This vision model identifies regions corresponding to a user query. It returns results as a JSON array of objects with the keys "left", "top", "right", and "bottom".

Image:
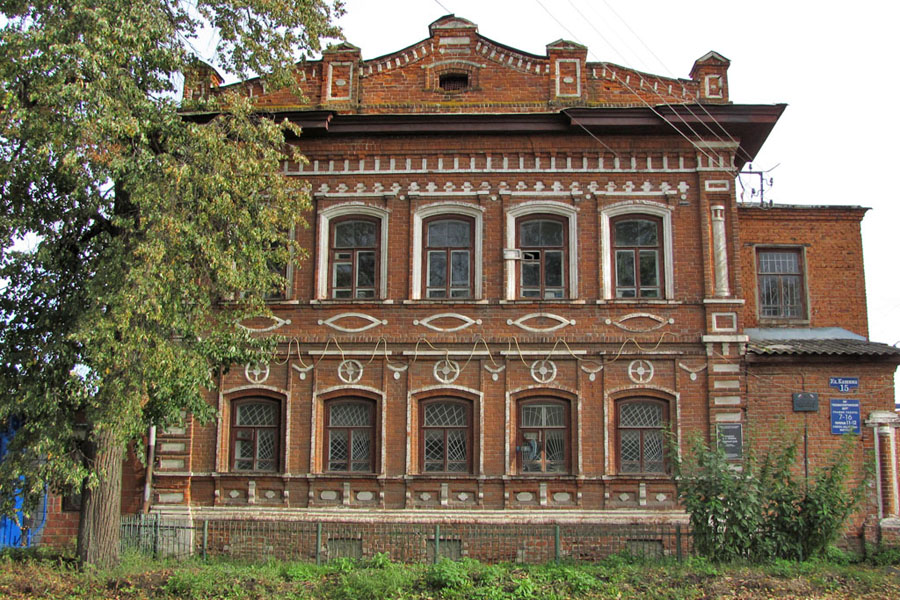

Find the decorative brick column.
[{"left": 867, "top": 411, "right": 900, "bottom": 519}]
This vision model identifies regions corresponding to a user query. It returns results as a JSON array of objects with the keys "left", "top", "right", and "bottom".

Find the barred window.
[
  {"left": 231, "top": 399, "right": 279, "bottom": 472},
  {"left": 617, "top": 399, "right": 667, "bottom": 474},
  {"left": 518, "top": 400, "right": 568, "bottom": 473},
  {"left": 326, "top": 400, "right": 374, "bottom": 472},
  {"left": 421, "top": 400, "right": 470, "bottom": 473},
  {"left": 757, "top": 248, "right": 805, "bottom": 319}
]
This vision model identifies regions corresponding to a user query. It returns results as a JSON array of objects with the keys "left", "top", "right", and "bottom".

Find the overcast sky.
[{"left": 331, "top": 1, "right": 900, "bottom": 404}]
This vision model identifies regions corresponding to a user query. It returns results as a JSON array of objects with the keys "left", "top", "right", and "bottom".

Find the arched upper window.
[
  {"left": 423, "top": 217, "right": 474, "bottom": 299},
  {"left": 231, "top": 399, "right": 280, "bottom": 472},
  {"left": 330, "top": 217, "right": 379, "bottom": 299},
  {"left": 612, "top": 215, "right": 663, "bottom": 299},
  {"left": 420, "top": 400, "right": 471, "bottom": 473},
  {"left": 518, "top": 400, "right": 568, "bottom": 473},
  {"left": 518, "top": 216, "right": 567, "bottom": 299},
  {"left": 616, "top": 398, "right": 668, "bottom": 474},
  {"left": 325, "top": 399, "right": 375, "bottom": 472}
]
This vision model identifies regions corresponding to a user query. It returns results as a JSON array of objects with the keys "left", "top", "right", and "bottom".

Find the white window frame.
[
  {"left": 316, "top": 203, "right": 390, "bottom": 300},
  {"left": 600, "top": 201, "right": 674, "bottom": 300},
  {"left": 504, "top": 202, "right": 579, "bottom": 301},
  {"left": 412, "top": 202, "right": 484, "bottom": 300}
]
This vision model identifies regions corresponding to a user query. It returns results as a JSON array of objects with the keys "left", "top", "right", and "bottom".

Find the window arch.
[
  {"left": 420, "top": 399, "right": 471, "bottom": 473},
  {"left": 611, "top": 214, "right": 664, "bottom": 298},
  {"left": 316, "top": 203, "right": 390, "bottom": 300},
  {"left": 517, "top": 399, "right": 569, "bottom": 473},
  {"left": 412, "top": 203, "right": 484, "bottom": 300},
  {"left": 505, "top": 202, "right": 579, "bottom": 300},
  {"left": 616, "top": 398, "right": 668, "bottom": 474},
  {"left": 325, "top": 398, "right": 375, "bottom": 472},
  {"left": 600, "top": 202, "right": 674, "bottom": 300},
  {"left": 423, "top": 216, "right": 475, "bottom": 299},
  {"left": 231, "top": 398, "right": 280, "bottom": 472}
]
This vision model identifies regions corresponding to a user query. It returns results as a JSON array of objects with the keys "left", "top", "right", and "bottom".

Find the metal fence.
[{"left": 121, "top": 515, "right": 693, "bottom": 564}]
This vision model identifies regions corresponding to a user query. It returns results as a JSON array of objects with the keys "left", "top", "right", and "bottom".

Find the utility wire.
[{"left": 533, "top": 0, "right": 725, "bottom": 171}]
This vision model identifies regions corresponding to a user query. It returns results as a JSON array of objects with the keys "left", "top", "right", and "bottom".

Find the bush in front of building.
[{"left": 672, "top": 432, "right": 866, "bottom": 562}]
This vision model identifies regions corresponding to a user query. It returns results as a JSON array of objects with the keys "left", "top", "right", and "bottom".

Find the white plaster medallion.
[
  {"left": 627, "top": 360, "right": 654, "bottom": 384},
  {"left": 244, "top": 362, "right": 270, "bottom": 384},
  {"left": 530, "top": 359, "right": 557, "bottom": 384},
  {"left": 434, "top": 359, "right": 461, "bottom": 384},
  {"left": 338, "top": 359, "right": 364, "bottom": 384}
]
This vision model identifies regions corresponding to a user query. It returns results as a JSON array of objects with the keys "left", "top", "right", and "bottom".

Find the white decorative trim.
[
  {"left": 316, "top": 203, "right": 390, "bottom": 300},
  {"left": 237, "top": 316, "right": 292, "bottom": 333},
  {"left": 678, "top": 362, "right": 707, "bottom": 381},
  {"left": 291, "top": 362, "right": 313, "bottom": 381},
  {"left": 600, "top": 200, "right": 675, "bottom": 300},
  {"left": 627, "top": 360, "right": 654, "bottom": 384},
  {"left": 411, "top": 202, "right": 484, "bottom": 300},
  {"left": 414, "top": 313, "right": 482, "bottom": 332},
  {"left": 337, "top": 360, "right": 363, "bottom": 384},
  {"left": 433, "top": 359, "right": 461, "bottom": 384},
  {"left": 507, "top": 312, "right": 575, "bottom": 333},
  {"left": 244, "top": 362, "right": 270, "bottom": 384},
  {"left": 605, "top": 313, "right": 673, "bottom": 332},
  {"left": 530, "top": 360, "right": 557, "bottom": 384},
  {"left": 484, "top": 363, "right": 505, "bottom": 382},
  {"left": 318, "top": 312, "right": 387, "bottom": 333},
  {"left": 505, "top": 201, "right": 579, "bottom": 300},
  {"left": 221, "top": 384, "right": 288, "bottom": 397},
  {"left": 715, "top": 412, "right": 742, "bottom": 422},
  {"left": 704, "top": 180, "right": 730, "bottom": 192},
  {"left": 555, "top": 58, "right": 582, "bottom": 98},
  {"left": 580, "top": 362, "right": 603, "bottom": 381},
  {"left": 326, "top": 61, "right": 354, "bottom": 101}
]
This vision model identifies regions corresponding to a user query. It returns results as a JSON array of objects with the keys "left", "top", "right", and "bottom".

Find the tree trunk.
[{"left": 77, "top": 426, "right": 124, "bottom": 568}]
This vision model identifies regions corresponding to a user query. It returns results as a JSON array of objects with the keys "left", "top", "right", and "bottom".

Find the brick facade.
[{"left": 41, "top": 15, "right": 900, "bottom": 552}]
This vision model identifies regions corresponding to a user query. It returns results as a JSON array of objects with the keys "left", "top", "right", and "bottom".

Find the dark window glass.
[
  {"left": 617, "top": 400, "right": 667, "bottom": 474},
  {"left": 613, "top": 216, "right": 663, "bottom": 298},
  {"left": 231, "top": 400, "right": 279, "bottom": 472},
  {"left": 757, "top": 249, "right": 805, "bottom": 318},
  {"left": 330, "top": 218, "right": 379, "bottom": 299},
  {"left": 519, "top": 401, "right": 567, "bottom": 473},
  {"left": 518, "top": 217, "right": 566, "bottom": 299},
  {"left": 439, "top": 73, "right": 469, "bottom": 91},
  {"left": 424, "top": 217, "right": 473, "bottom": 299},
  {"left": 326, "top": 400, "right": 374, "bottom": 472}
]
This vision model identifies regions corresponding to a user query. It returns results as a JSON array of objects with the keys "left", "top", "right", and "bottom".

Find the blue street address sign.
[
  {"left": 829, "top": 377, "right": 859, "bottom": 393},
  {"left": 830, "top": 399, "right": 861, "bottom": 435}
]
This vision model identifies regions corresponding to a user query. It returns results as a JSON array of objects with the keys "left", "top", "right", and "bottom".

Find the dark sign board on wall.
[{"left": 717, "top": 423, "right": 743, "bottom": 460}]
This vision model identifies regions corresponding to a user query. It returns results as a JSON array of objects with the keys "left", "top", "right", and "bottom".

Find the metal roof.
[{"left": 747, "top": 338, "right": 900, "bottom": 358}]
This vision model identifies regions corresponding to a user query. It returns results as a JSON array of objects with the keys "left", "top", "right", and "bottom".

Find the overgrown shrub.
[{"left": 672, "top": 432, "right": 867, "bottom": 562}]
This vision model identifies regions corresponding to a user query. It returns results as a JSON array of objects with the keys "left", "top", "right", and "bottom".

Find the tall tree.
[{"left": 0, "top": 0, "right": 342, "bottom": 566}]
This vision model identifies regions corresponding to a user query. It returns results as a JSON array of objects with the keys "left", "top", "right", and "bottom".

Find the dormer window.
[{"left": 439, "top": 72, "right": 469, "bottom": 91}]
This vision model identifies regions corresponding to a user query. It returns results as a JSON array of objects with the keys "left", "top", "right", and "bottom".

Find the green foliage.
[
  {"left": 330, "top": 563, "right": 416, "bottom": 600},
  {"left": 672, "top": 432, "right": 867, "bottom": 563},
  {"left": 425, "top": 557, "right": 473, "bottom": 591},
  {"left": 0, "top": 0, "right": 341, "bottom": 563}
]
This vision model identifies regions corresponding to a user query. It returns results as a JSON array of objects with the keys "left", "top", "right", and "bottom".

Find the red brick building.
[{"left": 41, "top": 15, "right": 900, "bottom": 552}]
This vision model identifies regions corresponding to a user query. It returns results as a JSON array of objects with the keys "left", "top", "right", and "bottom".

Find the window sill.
[
  {"left": 596, "top": 299, "right": 682, "bottom": 305},
  {"left": 404, "top": 474, "right": 481, "bottom": 480},
  {"left": 499, "top": 299, "right": 587, "bottom": 305},
  {"left": 756, "top": 318, "right": 811, "bottom": 326},
  {"left": 503, "top": 474, "right": 578, "bottom": 480},
  {"left": 310, "top": 299, "right": 394, "bottom": 305},
  {"left": 402, "top": 299, "right": 488, "bottom": 305},
  {"left": 604, "top": 473, "right": 672, "bottom": 481}
]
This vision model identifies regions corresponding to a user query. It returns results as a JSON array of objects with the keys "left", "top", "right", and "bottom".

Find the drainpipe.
[{"left": 142, "top": 426, "right": 156, "bottom": 513}]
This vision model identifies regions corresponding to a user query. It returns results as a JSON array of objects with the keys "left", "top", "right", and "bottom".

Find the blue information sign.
[
  {"left": 830, "top": 399, "right": 861, "bottom": 435},
  {"left": 829, "top": 377, "right": 859, "bottom": 393}
]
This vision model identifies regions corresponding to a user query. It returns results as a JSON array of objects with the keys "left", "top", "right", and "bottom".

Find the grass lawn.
[{"left": 1, "top": 547, "right": 899, "bottom": 599}]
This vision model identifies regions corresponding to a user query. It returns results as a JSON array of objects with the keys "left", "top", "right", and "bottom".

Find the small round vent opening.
[{"left": 439, "top": 73, "right": 469, "bottom": 91}]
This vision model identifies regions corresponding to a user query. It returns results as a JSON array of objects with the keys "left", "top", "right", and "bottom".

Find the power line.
[
  {"left": 431, "top": 0, "right": 453, "bottom": 14},
  {"left": 533, "top": 0, "right": 726, "bottom": 171}
]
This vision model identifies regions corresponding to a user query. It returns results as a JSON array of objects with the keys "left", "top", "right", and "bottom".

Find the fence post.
[
  {"left": 153, "top": 514, "right": 160, "bottom": 559},
  {"left": 554, "top": 525, "right": 560, "bottom": 562},
  {"left": 316, "top": 522, "right": 322, "bottom": 566},
  {"left": 202, "top": 520, "right": 208, "bottom": 559},
  {"left": 434, "top": 524, "right": 440, "bottom": 564},
  {"left": 676, "top": 524, "right": 682, "bottom": 562}
]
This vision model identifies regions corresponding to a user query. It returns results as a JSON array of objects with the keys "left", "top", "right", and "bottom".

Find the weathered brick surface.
[{"left": 41, "top": 15, "right": 899, "bottom": 551}]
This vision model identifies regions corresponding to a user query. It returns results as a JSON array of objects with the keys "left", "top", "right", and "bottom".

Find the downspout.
[{"left": 142, "top": 426, "right": 156, "bottom": 513}]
